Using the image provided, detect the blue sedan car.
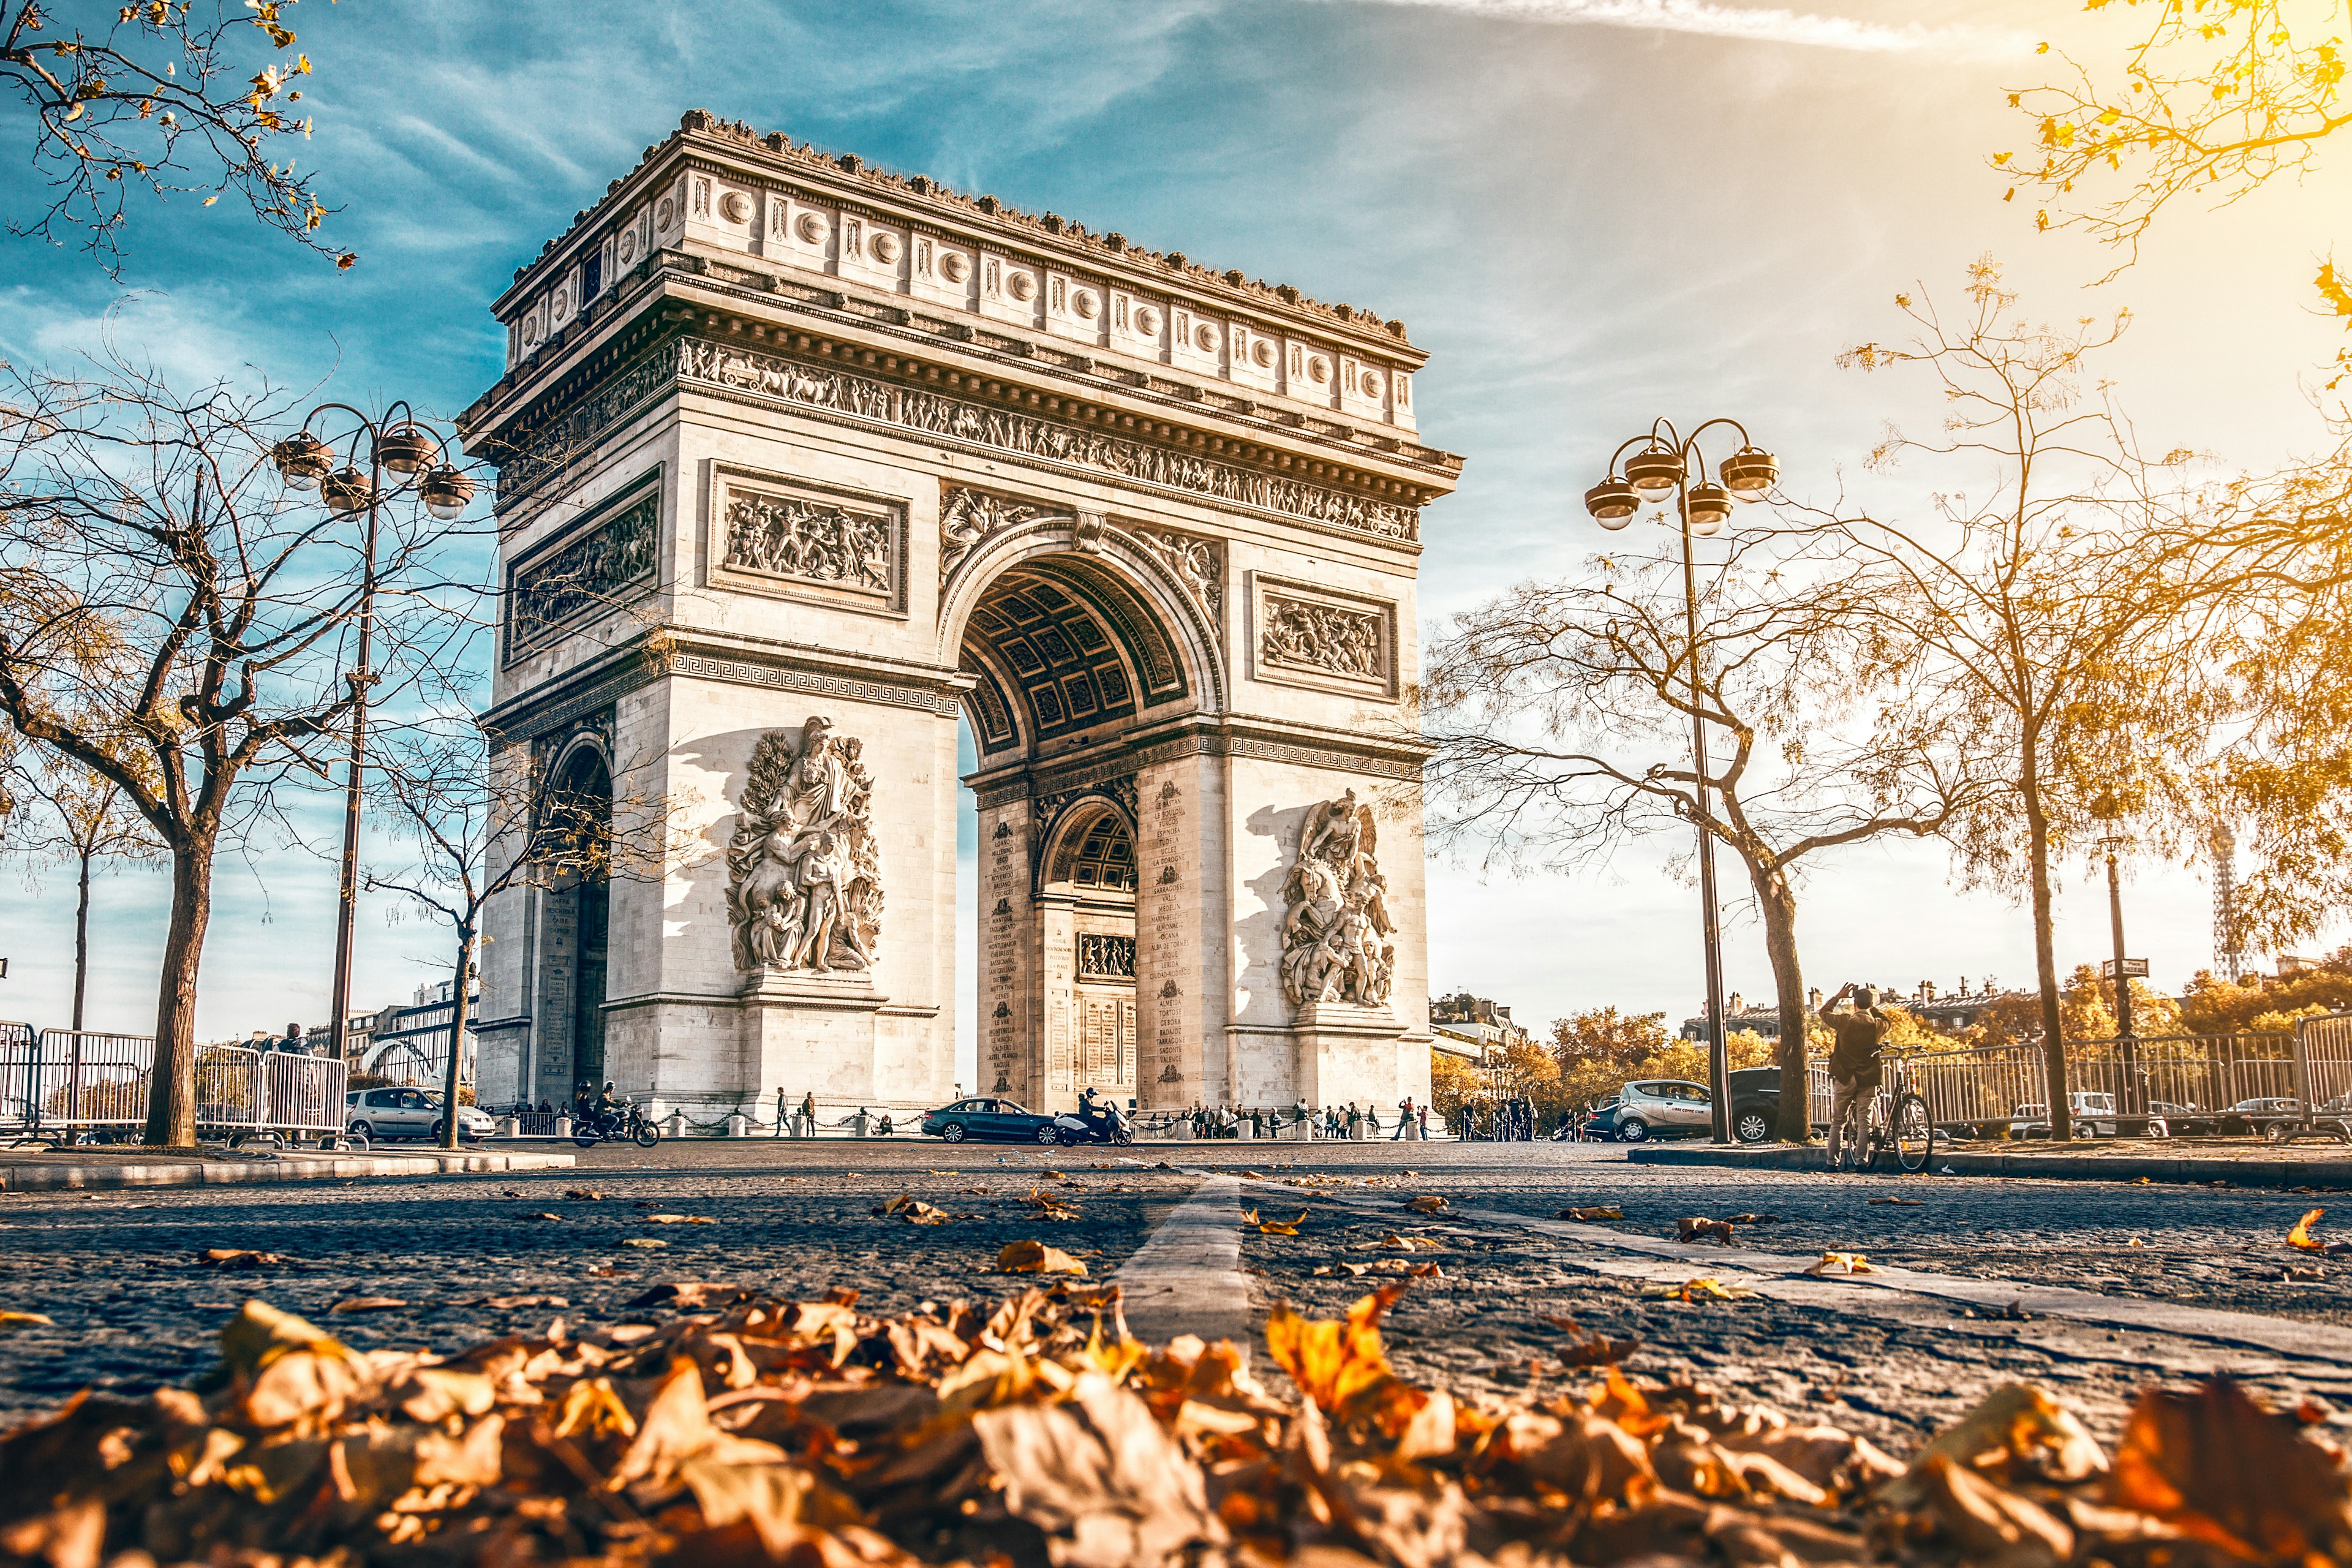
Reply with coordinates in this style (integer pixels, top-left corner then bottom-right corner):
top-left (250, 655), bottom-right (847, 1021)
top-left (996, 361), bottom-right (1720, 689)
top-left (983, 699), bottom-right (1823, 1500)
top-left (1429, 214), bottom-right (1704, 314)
top-left (920, 1096), bottom-right (1058, 1144)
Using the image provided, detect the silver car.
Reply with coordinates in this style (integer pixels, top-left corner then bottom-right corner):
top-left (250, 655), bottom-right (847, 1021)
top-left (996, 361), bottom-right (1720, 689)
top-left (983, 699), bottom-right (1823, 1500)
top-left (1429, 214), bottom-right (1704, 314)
top-left (1611, 1079), bottom-right (1714, 1142)
top-left (345, 1087), bottom-right (494, 1144)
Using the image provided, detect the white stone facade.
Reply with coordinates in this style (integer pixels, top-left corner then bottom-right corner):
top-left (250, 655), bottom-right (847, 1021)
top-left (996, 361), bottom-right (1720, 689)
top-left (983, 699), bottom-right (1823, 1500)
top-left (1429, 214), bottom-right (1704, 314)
top-left (462, 111), bottom-right (1460, 1126)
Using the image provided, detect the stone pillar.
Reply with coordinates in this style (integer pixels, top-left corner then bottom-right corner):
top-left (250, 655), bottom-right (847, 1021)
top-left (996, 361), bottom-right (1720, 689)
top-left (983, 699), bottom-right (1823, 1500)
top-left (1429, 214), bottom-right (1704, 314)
top-left (977, 799), bottom-right (1036, 1104)
top-left (1133, 756), bottom-right (1230, 1110)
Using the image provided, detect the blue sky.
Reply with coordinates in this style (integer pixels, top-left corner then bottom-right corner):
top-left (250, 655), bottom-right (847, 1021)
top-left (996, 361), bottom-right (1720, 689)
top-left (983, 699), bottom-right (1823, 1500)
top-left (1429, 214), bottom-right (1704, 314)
top-left (3, 0), bottom-right (2346, 1066)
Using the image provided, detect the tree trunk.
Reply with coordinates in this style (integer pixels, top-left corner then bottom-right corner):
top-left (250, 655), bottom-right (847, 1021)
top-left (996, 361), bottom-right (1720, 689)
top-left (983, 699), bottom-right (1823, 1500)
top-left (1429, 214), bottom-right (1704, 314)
top-left (2022, 743), bottom-right (2071, 1141)
top-left (71, 846), bottom-right (92, 1033)
top-left (143, 840), bottom-right (212, 1148)
top-left (440, 926), bottom-right (473, 1150)
top-left (1755, 869), bottom-right (1813, 1142)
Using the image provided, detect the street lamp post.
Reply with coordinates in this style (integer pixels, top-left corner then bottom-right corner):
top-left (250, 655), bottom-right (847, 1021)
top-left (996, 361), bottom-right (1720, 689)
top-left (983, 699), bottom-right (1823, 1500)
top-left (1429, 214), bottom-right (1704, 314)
top-left (270, 406), bottom-right (475, 1069)
top-left (1584, 419), bottom-right (1779, 1144)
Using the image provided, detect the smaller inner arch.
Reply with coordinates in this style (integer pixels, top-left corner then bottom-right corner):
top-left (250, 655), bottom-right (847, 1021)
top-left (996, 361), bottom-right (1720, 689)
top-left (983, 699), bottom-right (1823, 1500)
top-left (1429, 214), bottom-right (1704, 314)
top-left (1068, 813), bottom-right (1137, 893)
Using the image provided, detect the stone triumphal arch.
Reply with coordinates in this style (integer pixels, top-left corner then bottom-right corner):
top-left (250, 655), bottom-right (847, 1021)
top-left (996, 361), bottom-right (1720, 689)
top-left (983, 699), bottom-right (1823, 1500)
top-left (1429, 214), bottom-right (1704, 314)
top-left (463, 111), bottom-right (1462, 1124)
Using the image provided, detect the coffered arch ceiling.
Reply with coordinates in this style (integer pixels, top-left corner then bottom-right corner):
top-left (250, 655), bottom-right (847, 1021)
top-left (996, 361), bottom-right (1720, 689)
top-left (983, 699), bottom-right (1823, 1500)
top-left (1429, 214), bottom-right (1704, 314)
top-left (959, 557), bottom-right (1188, 757)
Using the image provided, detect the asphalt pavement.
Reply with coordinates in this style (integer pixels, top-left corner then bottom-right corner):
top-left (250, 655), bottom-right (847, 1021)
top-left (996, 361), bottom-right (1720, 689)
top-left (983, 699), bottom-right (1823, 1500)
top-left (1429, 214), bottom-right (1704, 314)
top-left (4, 1137), bottom-right (2347, 1453)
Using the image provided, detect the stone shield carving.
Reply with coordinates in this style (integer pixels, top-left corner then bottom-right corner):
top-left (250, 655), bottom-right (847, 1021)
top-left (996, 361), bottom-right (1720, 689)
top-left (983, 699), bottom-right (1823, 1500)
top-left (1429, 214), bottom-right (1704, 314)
top-left (727, 717), bottom-right (882, 974)
top-left (1280, 789), bottom-right (1395, 1011)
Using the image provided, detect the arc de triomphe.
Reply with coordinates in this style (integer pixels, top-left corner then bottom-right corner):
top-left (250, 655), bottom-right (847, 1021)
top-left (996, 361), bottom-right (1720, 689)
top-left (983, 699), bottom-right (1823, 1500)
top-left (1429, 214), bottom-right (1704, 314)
top-left (462, 111), bottom-right (1461, 1125)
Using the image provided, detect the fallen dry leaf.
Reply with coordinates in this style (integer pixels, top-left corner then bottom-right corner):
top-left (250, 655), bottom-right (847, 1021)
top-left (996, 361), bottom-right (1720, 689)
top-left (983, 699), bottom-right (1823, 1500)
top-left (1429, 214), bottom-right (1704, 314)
top-left (563, 1187), bottom-right (605, 1200)
top-left (1807, 1252), bottom-right (1874, 1275)
top-left (1869, 1196), bottom-right (1924, 1206)
top-left (1020, 1188), bottom-right (1082, 1221)
top-left (530, 1211), bottom-right (564, 1221)
top-left (0, 1310), bottom-right (55, 1327)
top-left (1723, 1212), bottom-right (1780, 1224)
top-left (874, 1196), bottom-right (957, 1225)
top-left (2286, 1207), bottom-right (2349, 1254)
top-left (1676, 1216), bottom-right (1736, 1245)
top-left (623, 1238), bottom-right (668, 1249)
top-left (1558, 1205), bottom-right (1624, 1221)
top-left (197, 1248), bottom-right (286, 1269)
top-left (1643, 1277), bottom-right (1752, 1302)
top-left (998, 1239), bottom-right (1088, 1276)
top-left (1244, 1207), bottom-right (1308, 1235)
top-left (2107, 1377), bottom-right (2352, 1562)
top-left (327, 1297), bottom-right (409, 1314)
top-left (647, 1213), bottom-right (716, 1224)
top-left (1540, 1315), bottom-right (1642, 1366)
top-left (1242, 1169), bottom-right (1267, 1180)
top-left (480, 1293), bottom-right (568, 1310)
top-left (1407, 1195), bottom-right (1449, 1214)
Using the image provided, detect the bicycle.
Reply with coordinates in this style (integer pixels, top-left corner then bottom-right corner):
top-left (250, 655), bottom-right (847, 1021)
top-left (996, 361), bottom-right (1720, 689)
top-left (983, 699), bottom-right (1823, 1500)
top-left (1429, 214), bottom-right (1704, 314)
top-left (1834, 1052), bottom-right (1935, 1174)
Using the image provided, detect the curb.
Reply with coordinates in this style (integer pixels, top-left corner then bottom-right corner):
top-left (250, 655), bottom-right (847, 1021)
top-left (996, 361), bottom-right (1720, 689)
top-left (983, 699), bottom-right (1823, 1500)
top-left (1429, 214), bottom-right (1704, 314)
top-left (1626, 1144), bottom-right (2352, 1188)
top-left (0, 1150), bottom-right (577, 1192)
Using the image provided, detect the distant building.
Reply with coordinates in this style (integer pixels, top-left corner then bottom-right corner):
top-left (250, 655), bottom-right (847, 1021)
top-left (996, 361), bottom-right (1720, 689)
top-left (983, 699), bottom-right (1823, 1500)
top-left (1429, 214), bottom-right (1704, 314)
top-left (356, 981), bottom-right (481, 1086)
top-left (1681, 978), bottom-right (2027, 1041)
top-left (1430, 992), bottom-right (1531, 1062)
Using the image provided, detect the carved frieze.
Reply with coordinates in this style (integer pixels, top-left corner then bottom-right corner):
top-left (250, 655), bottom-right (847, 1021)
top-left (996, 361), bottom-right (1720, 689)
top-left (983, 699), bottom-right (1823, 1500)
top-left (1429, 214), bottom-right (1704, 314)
top-left (508, 491), bottom-right (659, 655)
top-left (722, 491), bottom-right (893, 597)
top-left (1280, 790), bottom-right (1396, 1012)
top-left (1252, 575), bottom-right (1395, 696)
top-left (725, 717), bottom-right (882, 976)
top-left (1077, 933), bottom-right (1136, 982)
top-left (1262, 595), bottom-right (1382, 680)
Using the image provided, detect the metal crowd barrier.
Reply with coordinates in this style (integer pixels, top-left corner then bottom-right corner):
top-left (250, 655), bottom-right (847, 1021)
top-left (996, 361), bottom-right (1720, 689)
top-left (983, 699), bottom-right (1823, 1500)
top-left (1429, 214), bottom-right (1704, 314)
top-left (0, 1025), bottom-right (345, 1140)
top-left (1893, 1031), bottom-right (2320, 1136)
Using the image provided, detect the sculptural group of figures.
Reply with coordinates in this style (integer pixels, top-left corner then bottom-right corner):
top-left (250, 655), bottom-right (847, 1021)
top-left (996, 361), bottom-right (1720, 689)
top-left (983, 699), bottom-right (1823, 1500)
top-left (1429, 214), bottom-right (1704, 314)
top-left (723, 495), bottom-right (891, 592)
top-left (1280, 790), bottom-right (1396, 1009)
top-left (726, 717), bottom-right (883, 975)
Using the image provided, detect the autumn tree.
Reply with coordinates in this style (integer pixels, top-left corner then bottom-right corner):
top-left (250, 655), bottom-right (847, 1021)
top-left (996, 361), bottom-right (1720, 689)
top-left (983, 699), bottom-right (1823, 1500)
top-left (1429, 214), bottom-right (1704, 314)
top-left (2, 0), bottom-right (354, 274)
top-left (0, 753), bottom-right (161, 1028)
top-left (0, 352), bottom-right (462, 1145)
top-left (1549, 1005), bottom-right (1671, 1070)
top-left (1423, 521), bottom-right (1991, 1140)
top-left (1996, 0), bottom-right (2352, 374)
top-left (1796, 262), bottom-right (2260, 1137)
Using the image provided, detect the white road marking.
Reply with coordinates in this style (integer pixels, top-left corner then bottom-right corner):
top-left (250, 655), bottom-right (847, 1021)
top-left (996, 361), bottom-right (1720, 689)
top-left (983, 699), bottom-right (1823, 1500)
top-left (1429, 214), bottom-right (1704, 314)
top-left (1193, 1169), bottom-right (2352, 1376)
top-left (1110, 1174), bottom-right (1253, 1349)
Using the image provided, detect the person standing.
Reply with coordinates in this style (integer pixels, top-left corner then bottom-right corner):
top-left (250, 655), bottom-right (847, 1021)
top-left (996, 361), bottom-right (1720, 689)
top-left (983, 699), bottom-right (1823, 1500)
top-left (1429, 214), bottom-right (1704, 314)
top-left (1822, 983), bottom-right (1891, 1167)
top-left (1393, 1096), bottom-right (1412, 1139)
top-left (774, 1085), bottom-right (788, 1137)
top-left (1418, 1102), bottom-right (1430, 1139)
top-left (278, 1022), bottom-right (307, 1055)
top-left (800, 1090), bottom-right (816, 1138)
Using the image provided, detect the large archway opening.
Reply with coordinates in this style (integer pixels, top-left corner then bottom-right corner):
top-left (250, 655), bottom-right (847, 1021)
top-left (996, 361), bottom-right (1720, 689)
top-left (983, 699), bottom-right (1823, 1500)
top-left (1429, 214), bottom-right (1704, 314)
top-left (950, 541), bottom-right (1214, 1115)
top-left (527, 739), bottom-right (612, 1107)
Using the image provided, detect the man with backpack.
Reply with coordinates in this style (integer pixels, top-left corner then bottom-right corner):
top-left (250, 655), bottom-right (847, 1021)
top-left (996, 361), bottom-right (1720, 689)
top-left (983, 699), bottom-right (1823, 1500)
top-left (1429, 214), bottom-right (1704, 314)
top-left (1822, 983), bottom-right (1891, 1167)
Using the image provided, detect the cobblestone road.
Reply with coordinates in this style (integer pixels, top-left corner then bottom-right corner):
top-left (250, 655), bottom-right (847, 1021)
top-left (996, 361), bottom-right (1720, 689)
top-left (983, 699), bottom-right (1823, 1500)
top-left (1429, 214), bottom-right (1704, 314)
top-left (4, 1138), bottom-right (2348, 1456)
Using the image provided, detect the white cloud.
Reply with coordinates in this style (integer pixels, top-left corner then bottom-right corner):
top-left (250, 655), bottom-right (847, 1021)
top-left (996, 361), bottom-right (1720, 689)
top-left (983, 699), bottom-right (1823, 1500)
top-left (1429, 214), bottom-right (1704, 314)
top-left (1310, 0), bottom-right (2027, 56)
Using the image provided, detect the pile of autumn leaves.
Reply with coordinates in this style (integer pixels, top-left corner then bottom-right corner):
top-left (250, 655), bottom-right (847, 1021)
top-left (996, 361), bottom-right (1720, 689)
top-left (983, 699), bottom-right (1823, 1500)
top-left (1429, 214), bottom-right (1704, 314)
top-left (2, 1278), bottom-right (2348, 1568)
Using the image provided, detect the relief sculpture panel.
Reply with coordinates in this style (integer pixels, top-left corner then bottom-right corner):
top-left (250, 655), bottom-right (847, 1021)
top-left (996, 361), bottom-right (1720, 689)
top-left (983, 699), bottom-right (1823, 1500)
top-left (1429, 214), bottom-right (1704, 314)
top-left (726, 717), bottom-right (883, 975)
top-left (723, 492), bottom-right (892, 594)
top-left (1280, 790), bottom-right (1396, 1011)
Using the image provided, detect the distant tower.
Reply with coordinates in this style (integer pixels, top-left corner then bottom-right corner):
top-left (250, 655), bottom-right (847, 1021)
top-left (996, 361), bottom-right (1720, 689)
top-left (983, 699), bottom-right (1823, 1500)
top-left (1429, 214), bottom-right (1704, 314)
top-left (2211, 825), bottom-right (2245, 982)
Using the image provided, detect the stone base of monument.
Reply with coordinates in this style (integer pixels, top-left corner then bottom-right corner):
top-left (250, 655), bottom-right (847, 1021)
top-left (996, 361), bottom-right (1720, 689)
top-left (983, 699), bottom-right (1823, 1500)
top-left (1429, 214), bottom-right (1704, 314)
top-left (740, 968), bottom-right (891, 1107)
top-left (1292, 1001), bottom-right (1409, 1109)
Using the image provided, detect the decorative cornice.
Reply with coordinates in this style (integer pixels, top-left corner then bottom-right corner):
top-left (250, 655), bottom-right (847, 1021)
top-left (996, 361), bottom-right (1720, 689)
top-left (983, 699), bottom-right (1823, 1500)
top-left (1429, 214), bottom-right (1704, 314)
top-left (504, 110), bottom-right (1423, 356)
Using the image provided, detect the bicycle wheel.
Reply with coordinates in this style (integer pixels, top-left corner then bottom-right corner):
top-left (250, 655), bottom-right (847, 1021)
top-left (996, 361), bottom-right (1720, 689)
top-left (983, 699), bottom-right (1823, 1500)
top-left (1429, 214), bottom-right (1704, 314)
top-left (1893, 1092), bottom-right (1934, 1174)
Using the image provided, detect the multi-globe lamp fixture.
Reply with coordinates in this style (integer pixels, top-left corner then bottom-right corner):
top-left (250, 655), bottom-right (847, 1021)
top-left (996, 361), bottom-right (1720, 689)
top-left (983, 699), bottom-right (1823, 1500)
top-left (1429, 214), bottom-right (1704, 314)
top-left (1580, 419), bottom-right (1781, 1142)
top-left (268, 405), bottom-right (477, 1074)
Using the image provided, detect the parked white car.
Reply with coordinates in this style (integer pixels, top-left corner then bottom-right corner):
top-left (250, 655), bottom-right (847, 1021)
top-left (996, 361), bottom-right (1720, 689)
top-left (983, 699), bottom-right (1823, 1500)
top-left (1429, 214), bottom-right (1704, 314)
top-left (345, 1087), bottom-right (494, 1144)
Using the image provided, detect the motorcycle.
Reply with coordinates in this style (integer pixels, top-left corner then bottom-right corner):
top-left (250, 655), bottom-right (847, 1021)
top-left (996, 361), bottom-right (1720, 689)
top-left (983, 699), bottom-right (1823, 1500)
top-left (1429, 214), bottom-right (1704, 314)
top-left (1052, 1104), bottom-right (1134, 1147)
top-left (573, 1103), bottom-right (663, 1148)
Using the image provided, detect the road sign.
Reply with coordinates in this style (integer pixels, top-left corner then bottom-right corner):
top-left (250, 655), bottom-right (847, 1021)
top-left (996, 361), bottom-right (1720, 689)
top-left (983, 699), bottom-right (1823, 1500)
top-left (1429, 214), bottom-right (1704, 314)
top-left (2100, 957), bottom-right (2150, 978)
